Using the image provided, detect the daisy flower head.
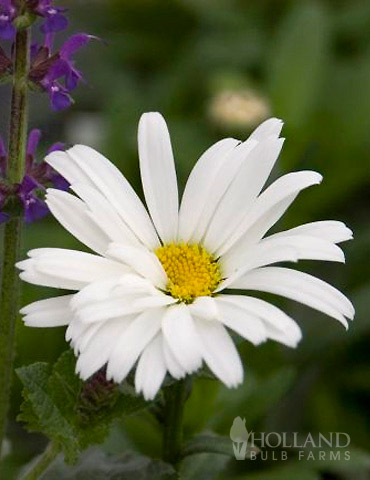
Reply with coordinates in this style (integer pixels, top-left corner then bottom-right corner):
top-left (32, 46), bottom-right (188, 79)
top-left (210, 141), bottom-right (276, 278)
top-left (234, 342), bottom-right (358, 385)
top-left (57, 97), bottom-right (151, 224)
top-left (17, 112), bottom-right (354, 400)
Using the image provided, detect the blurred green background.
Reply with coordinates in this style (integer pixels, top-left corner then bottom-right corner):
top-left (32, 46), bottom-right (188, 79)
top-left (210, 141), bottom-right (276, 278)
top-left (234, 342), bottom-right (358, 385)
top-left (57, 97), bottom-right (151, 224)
top-left (2, 0), bottom-right (370, 478)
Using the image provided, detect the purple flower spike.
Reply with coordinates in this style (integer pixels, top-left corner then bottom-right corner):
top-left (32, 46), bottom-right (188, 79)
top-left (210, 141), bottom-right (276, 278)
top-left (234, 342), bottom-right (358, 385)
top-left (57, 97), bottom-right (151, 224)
top-left (47, 141), bottom-right (64, 153)
top-left (0, 0), bottom-right (16, 40)
top-left (0, 188), bottom-right (9, 223)
top-left (0, 129), bottom-right (68, 223)
top-left (58, 34), bottom-right (94, 91)
top-left (0, 135), bottom-right (7, 177)
top-left (0, 211), bottom-right (10, 223)
top-left (32, 0), bottom-right (68, 34)
top-left (29, 29), bottom-right (96, 111)
top-left (60, 33), bottom-right (92, 58)
top-left (49, 83), bottom-right (72, 111)
top-left (17, 176), bottom-right (49, 223)
top-left (27, 129), bottom-right (42, 157)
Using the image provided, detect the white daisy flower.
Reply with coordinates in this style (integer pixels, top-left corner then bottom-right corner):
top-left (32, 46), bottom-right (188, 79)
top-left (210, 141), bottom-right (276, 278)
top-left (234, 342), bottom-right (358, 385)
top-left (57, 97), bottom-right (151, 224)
top-left (17, 112), bottom-right (354, 400)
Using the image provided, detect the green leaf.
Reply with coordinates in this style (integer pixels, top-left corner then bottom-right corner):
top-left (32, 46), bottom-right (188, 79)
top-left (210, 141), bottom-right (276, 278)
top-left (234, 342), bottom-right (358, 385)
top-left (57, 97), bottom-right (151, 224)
top-left (42, 449), bottom-right (177, 480)
top-left (16, 362), bottom-right (80, 464)
top-left (183, 432), bottom-right (258, 459)
top-left (241, 367), bottom-right (296, 426)
top-left (268, 1), bottom-right (329, 127)
top-left (17, 350), bottom-right (149, 464)
top-left (212, 367), bottom-right (296, 433)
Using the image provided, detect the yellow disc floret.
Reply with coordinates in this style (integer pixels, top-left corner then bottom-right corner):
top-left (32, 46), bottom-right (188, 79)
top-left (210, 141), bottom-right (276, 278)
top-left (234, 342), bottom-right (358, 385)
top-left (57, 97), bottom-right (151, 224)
top-left (155, 242), bottom-right (222, 303)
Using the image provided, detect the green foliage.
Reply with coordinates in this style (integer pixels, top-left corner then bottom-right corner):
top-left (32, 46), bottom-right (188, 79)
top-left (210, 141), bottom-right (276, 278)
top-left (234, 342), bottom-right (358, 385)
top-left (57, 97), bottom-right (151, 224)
top-left (180, 453), bottom-right (230, 480)
top-left (17, 362), bottom-right (79, 464)
top-left (268, 2), bottom-right (329, 129)
top-left (43, 449), bottom-right (177, 480)
top-left (183, 432), bottom-right (253, 458)
top-left (16, 351), bottom-right (147, 464)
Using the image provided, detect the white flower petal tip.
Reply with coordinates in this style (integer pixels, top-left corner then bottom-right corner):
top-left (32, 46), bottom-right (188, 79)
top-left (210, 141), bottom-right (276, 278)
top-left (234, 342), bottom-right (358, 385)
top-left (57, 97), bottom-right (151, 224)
top-left (162, 305), bottom-right (202, 374)
top-left (138, 112), bottom-right (178, 243)
top-left (250, 117), bottom-right (284, 140)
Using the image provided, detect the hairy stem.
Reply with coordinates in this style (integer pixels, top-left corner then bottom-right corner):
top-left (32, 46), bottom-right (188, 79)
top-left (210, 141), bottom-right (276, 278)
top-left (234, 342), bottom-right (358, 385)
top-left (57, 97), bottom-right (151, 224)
top-left (20, 442), bottom-right (60, 480)
top-left (0, 26), bottom-right (30, 458)
top-left (162, 379), bottom-right (189, 466)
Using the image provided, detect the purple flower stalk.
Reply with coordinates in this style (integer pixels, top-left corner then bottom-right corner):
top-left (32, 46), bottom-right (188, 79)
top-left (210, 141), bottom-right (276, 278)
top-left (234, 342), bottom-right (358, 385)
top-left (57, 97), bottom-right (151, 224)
top-left (31, 0), bottom-right (68, 33)
top-left (0, 0), bottom-right (68, 41)
top-left (0, 129), bottom-right (68, 224)
top-left (0, 0), bottom-right (16, 40)
top-left (29, 33), bottom-right (94, 110)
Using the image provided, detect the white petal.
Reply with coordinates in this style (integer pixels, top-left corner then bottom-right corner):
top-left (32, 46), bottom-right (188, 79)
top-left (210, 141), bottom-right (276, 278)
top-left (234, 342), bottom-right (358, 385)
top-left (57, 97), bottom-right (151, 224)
top-left (261, 235), bottom-right (345, 262)
top-left (46, 189), bottom-right (110, 255)
top-left (66, 318), bottom-right (91, 343)
top-left (71, 183), bottom-right (141, 247)
top-left (218, 171), bottom-right (323, 257)
top-left (107, 308), bottom-right (164, 382)
top-left (203, 137), bottom-right (284, 252)
top-left (66, 145), bottom-right (160, 249)
top-left (76, 318), bottom-right (132, 380)
top-left (72, 321), bottom-right (104, 354)
top-left (107, 243), bottom-right (167, 289)
top-left (268, 221), bottom-right (353, 244)
top-left (71, 274), bottom-right (158, 316)
top-left (195, 318), bottom-right (243, 388)
top-left (216, 294), bottom-right (302, 348)
top-left (230, 267), bottom-right (354, 326)
top-left (22, 248), bottom-right (127, 286)
top-left (21, 295), bottom-right (74, 327)
top-left (220, 244), bottom-right (299, 289)
top-left (185, 118), bottom-right (283, 241)
top-left (45, 150), bottom-right (96, 187)
top-left (18, 260), bottom-right (85, 290)
top-left (249, 117), bottom-right (284, 141)
top-left (178, 138), bottom-right (239, 241)
top-left (189, 296), bottom-right (221, 321)
top-left (221, 234), bottom-right (345, 288)
top-left (75, 293), bottom-right (176, 324)
top-left (162, 304), bottom-right (202, 373)
top-left (135, 335), bottom-right (167, 400)
top-left (138, 112), bottom-right (178, 242)
top-left (162, 338), bottom-right (186, 379)
top-left (190, 138), bottom-right (258, 244)
top-left (262, 321), bottom-right (302, 348)
top-left (70, 276), bottom-right (127, 311)
top-left (215, 297), bottom-right (267, 345)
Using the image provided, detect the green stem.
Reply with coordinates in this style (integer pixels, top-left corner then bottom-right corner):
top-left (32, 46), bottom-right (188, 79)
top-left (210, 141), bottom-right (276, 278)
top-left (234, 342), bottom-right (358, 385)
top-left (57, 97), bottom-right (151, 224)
top-left (20, 442), bottom-right (60, 480)
top-left (162, 379), bottom-right (189, 466)
top-left (8, 28), bottom-right (30, 183)
top-left (0, 26), bottom-right (30, 458)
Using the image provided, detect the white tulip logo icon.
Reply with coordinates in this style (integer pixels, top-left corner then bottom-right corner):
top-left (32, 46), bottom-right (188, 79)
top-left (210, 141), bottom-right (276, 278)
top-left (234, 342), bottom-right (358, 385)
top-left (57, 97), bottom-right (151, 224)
top-left (230, 417), bottom-right (252, 460)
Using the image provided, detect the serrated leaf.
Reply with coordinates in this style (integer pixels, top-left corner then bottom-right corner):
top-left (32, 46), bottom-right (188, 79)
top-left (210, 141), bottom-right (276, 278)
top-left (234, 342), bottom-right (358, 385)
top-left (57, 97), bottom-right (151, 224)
top-left (17, 397), bottom-right (42, 432)
top-left (42, 448), bottom-right (177, 480)
top-left (16, 363), bottom-right (80, 464)
top-left (17, 350), bottom-right (149, 464)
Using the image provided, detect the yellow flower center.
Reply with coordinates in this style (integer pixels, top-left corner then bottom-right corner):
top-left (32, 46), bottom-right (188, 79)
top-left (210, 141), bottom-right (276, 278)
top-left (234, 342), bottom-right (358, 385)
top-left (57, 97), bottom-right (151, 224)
top-left (155, 242), bottom-right (222, 303)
